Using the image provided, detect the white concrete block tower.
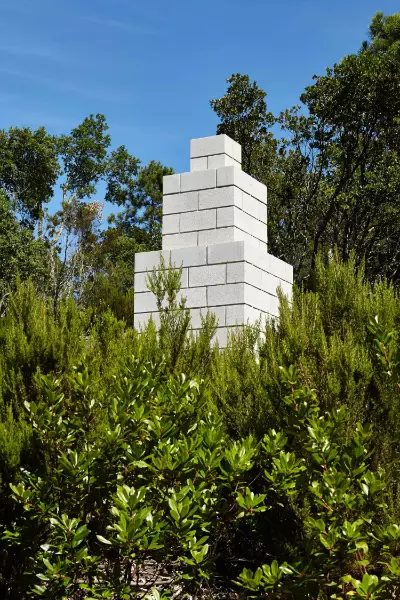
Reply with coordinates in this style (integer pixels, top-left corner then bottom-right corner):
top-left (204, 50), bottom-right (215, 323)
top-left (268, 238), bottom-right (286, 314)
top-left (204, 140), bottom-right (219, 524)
top-left (134, 134), bottom-right (293, 346)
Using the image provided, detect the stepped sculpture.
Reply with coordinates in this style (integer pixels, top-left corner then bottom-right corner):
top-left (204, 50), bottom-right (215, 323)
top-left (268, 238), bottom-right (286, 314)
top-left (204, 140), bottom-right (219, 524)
top-left (134, 134), bottom-right (293, 346)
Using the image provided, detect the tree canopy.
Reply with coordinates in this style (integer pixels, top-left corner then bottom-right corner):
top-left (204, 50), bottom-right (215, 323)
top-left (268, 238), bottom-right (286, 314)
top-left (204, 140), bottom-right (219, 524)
top-left (211, 12), bottom-right (400, 286)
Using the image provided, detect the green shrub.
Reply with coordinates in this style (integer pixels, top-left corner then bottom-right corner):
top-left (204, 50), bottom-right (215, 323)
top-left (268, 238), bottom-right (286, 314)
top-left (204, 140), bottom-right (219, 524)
top-left (2, 359), bottom-right (256, 597)
top-left (0, 279), bottom-right (139, 416)
top-left (212, 255), bottom-right (400, 479)
top-left (0, 253), bottom-right (400, 598)
top-left (3, 358), bottom-right (400, 599)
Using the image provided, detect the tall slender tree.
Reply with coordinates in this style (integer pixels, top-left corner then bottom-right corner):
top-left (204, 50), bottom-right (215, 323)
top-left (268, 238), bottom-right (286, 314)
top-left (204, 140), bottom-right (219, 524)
top-left (210, 73), bottom-right (277, 181)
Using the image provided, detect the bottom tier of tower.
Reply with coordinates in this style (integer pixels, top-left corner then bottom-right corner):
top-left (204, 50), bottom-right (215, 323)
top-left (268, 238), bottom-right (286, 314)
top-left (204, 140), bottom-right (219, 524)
top-left (133, 240), bottom-right (293, 347)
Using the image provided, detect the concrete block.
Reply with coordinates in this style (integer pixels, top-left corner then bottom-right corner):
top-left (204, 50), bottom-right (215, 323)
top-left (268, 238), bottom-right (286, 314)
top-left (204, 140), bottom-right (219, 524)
top-left (246, 263), bottom-right (266, 291)
top-left (134, 272), bottom-right (151, 293)
top-left (180, 209), bottom-right (216, 233)
top-left (244, 284), bottom-right (278, 314)
top-left (258, 202), bottom-right (267, 224)
top-left (244, 244), bottom-right (271, 273)
top-left (162, 214), bottom-right (180, 235)
top-left (208, 283), bottom-right (245, 306)
top-left (177, 267), bottom-right (189, 289)
top-left (241, 192), bottom-right (258, 220)
top-left (226, 261), bottom-right (245, 284)
top-left (248, 238), bottom-right (260, 249)
top-left (244, 284), bottom-right (264, 312)
top-left (207, 154), bottom-right (236, 169)
top-left (242, 192), bottom-right (267, 223)
top-left (238, 209), bottom-right (267, 243)
top-left (134, 312), bottom-right (160, 329)
top-left (228, 262), bottom-right (272, 293)
top-left (179, 286), bottom-right (207, 308)
top-left (268, 254), bottom-right (293, 283)
top-left (135, 249), bottom-right (170, 273)
top-left (207, 240), bottom-right (245, 264)
top-left (216, 167), bottom-right (252, 196)
top-left (226, 304), bottom-right (245, 326)
top-left (210, 306), bottom-right (226, 326)
top-left (190, 157), bottom-right (208, 172)
top-left (199, 186), bottom-right (242, 211)
top-left (189, 264), bottom-right (226, 287)
top-left (190, 134), bottom-right (240, 161)
top-left (190, 306), bottom-right (225, 328)
top-left (135, 134), bottom-right (294, 345)
top-left (276, 279), bottom-right (292, 302)
top-left (244, 304), bottom-right (266, 325)
top-left (250, 178), bottom-right (268, 204)
top-left (215, 206), bottom-right (267, 243)
top-left (163, 192), bottom-right (198, 215)
top-left (163, 174), bottom-right (180, 195)
top-left (198, 227), bottom-right (236, 246)
top-left (163, 232), bottom-right (197, 249)
top-left (262, 272), bottom-right (281, 296)
top-left (246, 250), bottom-right (292, 283)
top-left (135, 292), bottom-right (158, 313)
top-left (170, 245), bottom-right (207, 268)
top-left (189, 309), bottom-right (202, 329)
top-left (217, 167), bottom-right (267, 203)
top-left (266, 294), bottom-right (280, 317)
top-left (217, 206), bottom-right (235, 228)
top-left (214, 326), bottom-right (228, 347)
top-left (233, 142), bottom-right (242, 164)
top-left (181, 169), bottom-right (216, 192)
top-left (236, 229), bottom-right (257, 246)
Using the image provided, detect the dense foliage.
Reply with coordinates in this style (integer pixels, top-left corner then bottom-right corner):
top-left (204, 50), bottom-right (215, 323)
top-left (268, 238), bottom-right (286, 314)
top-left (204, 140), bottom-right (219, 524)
top-left (211, 12), bottom-right (400, 286)
top-left (4, 355), bottom-right (400, 600)
top-left (0, 113), bottom-right (173, 313)
top-left (0, 254), bottom-right (398, 598)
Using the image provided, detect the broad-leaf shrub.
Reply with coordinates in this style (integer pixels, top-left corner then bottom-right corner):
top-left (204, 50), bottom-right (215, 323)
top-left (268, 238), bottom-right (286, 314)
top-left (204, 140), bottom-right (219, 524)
top-left (3, 358), bottom-right (259, 598)
top-left (236, 366), bottom-right (399, 599)
top-left (4, 358), bottom-right (400, 598)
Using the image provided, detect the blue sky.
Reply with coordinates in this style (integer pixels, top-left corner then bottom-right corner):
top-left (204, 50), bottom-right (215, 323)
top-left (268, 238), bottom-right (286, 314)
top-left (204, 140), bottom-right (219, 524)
top-left (1, 0), bottom-right (399, 216)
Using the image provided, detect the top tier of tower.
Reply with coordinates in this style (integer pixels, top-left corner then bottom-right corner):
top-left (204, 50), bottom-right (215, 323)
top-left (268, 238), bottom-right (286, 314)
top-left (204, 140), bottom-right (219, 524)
top-left (190, 133), bottom-right (242, 171)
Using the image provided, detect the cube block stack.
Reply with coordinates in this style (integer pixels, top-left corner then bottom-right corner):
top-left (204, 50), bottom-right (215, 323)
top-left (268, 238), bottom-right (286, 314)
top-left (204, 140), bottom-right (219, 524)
top-left (134, 134), bottom-right (293, 346)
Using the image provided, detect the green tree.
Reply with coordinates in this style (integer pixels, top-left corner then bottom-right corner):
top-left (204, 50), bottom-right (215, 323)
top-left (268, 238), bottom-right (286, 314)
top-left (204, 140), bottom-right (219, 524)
top-left (107, 157), bottom-right (174, 251)
top-left (0, 113), bottom-right (171, 311)
top-left (210, 73), bottom-right (277, 181)
top-left (0, 126), bottom-right (59, 226)
top-left (58, 114), bottom-right (111, 200)
top-left (79, 153), bottom-right (174, 317)
top-left (0, 192), bottom-right (48, 299)
top-left (212, 13), bottom-right (400, 287)
top-left (0, 114), bottom-right (146, 309)
top-left (277, 11), bottom-right (400, 284)
top-left (235, 366), bottom-right (398, 600)
top-left (0, 255), bottom-right (400, 598)
top-left (45, 114), bottom-right (112, 302)
top-left (80, 226), bottom-right (137, 322)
